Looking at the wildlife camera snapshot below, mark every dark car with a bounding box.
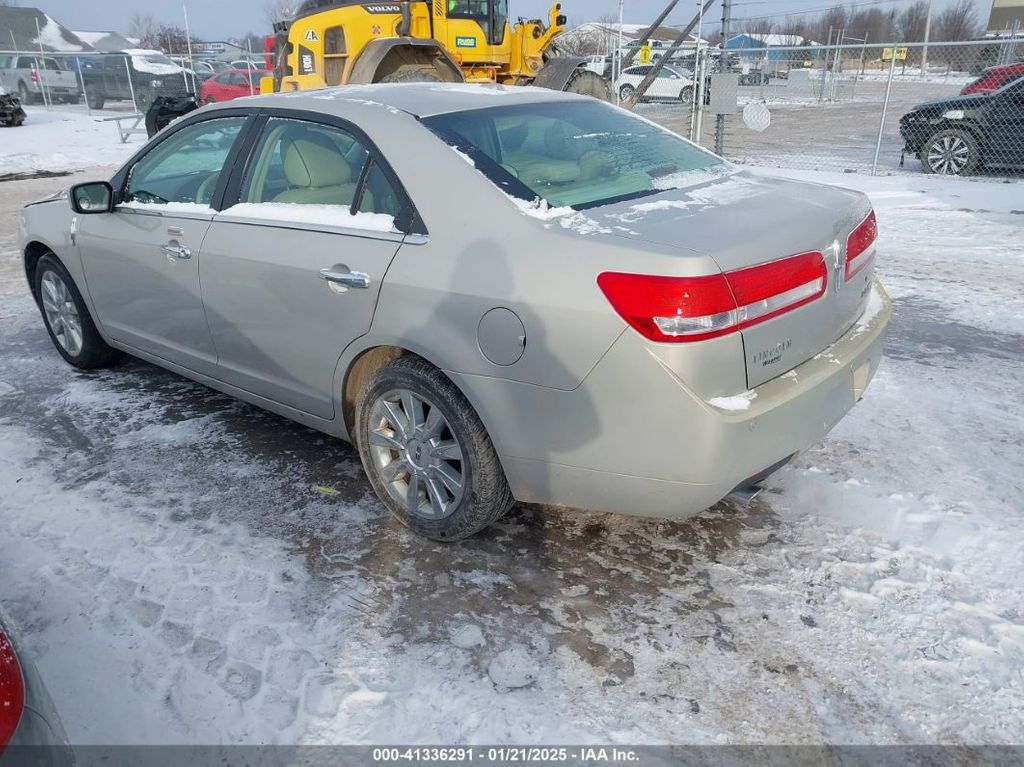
[0,611,73,765]
[900,76,1024,175]
[961,62,1024,95]
[81,51,192,111]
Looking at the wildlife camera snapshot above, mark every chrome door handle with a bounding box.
[161,243,191,260]
[319,268,370,289]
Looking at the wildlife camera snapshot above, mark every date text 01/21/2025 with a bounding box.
[371,747,642,763]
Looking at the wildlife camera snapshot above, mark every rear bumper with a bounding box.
[456,280,892,519]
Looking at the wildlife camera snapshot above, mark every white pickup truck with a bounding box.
[0,54,81,104]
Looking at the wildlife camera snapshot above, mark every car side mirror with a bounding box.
[70,182,114,214]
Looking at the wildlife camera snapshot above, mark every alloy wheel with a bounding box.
[927,135,971,175]
[367,389,465,520]
[40,271,83,356]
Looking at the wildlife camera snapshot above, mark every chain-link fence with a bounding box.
[0,50,206,116]
[638,37,1024,178]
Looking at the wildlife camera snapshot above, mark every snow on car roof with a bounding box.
[227,82,584,118]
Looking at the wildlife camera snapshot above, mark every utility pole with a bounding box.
[715,0,731,154]
[921,0,933,75]
[620,0,684,70]
[616,0,625,105]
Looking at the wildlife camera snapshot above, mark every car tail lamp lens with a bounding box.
[846,210,877,281]
[30,68,39,83]
[0,630,25,750]
[598,251,827,343]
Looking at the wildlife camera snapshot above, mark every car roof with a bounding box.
[227,82,585,118]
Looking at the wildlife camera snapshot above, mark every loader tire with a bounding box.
[380,65,443,84]
[562,68,610,101]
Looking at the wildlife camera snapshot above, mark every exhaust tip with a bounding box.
[726,484,763,504]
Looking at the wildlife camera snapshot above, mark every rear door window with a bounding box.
[230,117,404,232]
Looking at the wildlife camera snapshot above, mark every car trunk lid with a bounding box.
[594,171,876,388]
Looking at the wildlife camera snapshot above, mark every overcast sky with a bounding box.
[27,0,981,41]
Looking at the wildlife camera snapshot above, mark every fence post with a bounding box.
[872,47,898,176]
[124,56,139,114]
[76,56,90,115]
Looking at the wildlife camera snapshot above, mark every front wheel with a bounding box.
[355,356,513,541]
[34,254,122,369]
[619,84,636,102]
[379,65,443,83]
[921,128,980,176]
[679,85,694,105]
[133,87,153,111]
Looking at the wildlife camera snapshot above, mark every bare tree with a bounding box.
[128,12,159,43]
[898,1,929,42]
[936,0,979,41]
[265,0,294,26]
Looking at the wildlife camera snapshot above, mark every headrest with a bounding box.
[281,129,353,188]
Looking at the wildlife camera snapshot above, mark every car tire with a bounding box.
[85,85,105,110]
[17,81,35,105]
[619,84,636,101]
[679,85,694,105]
[379,65,443,83]
[133,87,153,111]
[355,355,513,541]
[921,128,980,176]
[562,68,610,101]
[34,254,123,370]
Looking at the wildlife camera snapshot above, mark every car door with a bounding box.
[76,114,251,375]
[199,114,414,418]
[985,78,1024,166]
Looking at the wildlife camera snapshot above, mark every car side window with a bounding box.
[241,118,371,208]
[124,117,247,207]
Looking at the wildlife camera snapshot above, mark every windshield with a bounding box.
[422,100,729,209]
[142,53,176,66]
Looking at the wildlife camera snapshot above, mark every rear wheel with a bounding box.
[34,254,122,369]
[679,85,694,105]
[379,65,443,84]
[921,128,979,175]
[355,356,513,541]
[563,68,610,100]
[85,85,105,110]
[17,82,35,105]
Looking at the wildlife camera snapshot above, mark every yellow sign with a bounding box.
[639,44,652,64]
[882,47,908,61]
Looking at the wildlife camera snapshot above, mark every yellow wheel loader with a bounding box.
[262,0,609,99]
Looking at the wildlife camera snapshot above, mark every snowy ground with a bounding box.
[0,111,1022,748]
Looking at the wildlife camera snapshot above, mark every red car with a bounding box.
[200,68,268,104]
[961,62,1024,95]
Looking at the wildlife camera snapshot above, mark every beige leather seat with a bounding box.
[273,129,358,206]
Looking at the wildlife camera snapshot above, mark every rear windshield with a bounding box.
[422,100,728,210]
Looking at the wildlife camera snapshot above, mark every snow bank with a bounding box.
[1,108,142,176]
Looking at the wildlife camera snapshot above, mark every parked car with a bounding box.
[0,610,74,763]
[171,58,229,82]
[900,75,1024,175]
[960,62,1024,95]
[615,64,695,103]
[0,90,26,127]
[80,50,192,111]
[20,84,890,541]
[200,68,268,104]
[0,54,80,105]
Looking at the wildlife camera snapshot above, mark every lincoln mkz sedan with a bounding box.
[20,84,891,540]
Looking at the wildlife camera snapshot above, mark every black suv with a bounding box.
[900,75,1024,175]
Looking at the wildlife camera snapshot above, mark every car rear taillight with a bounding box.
[598,250,827,343]
[846,210,877,281]
[30,68,39,84]
[0,630,25,751]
